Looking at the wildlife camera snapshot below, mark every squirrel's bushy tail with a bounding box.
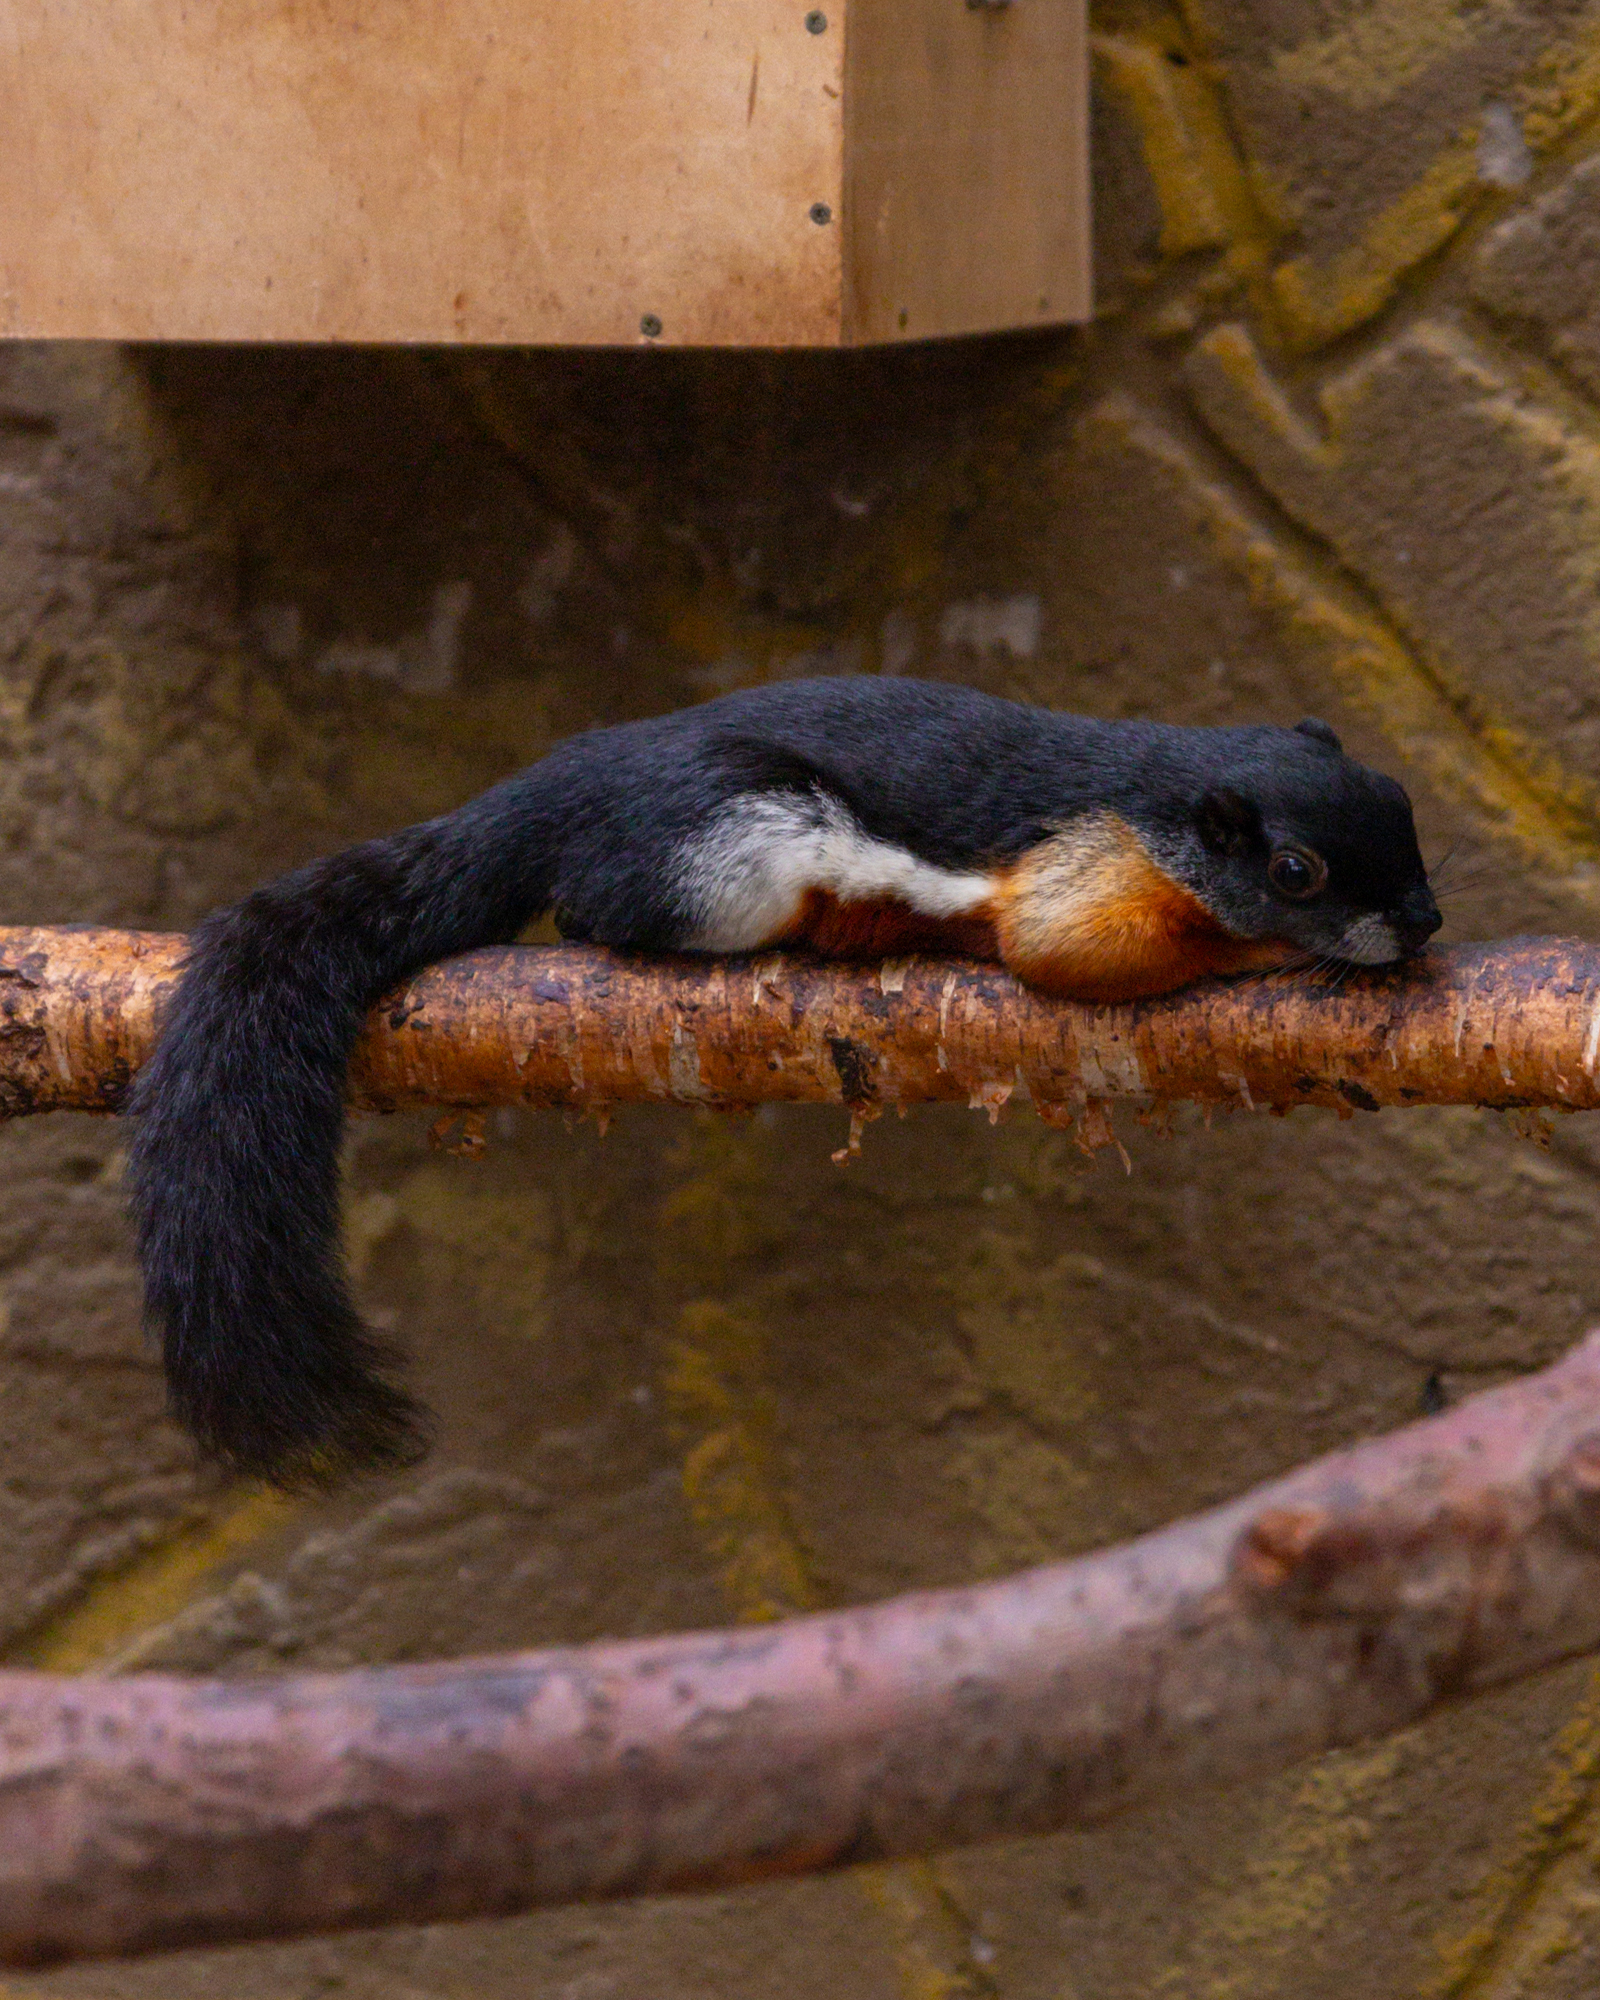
[128,777,557,1485]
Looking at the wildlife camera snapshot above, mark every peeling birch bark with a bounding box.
[0,928,1596,1121]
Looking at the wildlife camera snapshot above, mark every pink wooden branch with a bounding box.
[4,1335,1600,1966]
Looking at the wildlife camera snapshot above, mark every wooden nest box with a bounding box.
[0,0,1088,347]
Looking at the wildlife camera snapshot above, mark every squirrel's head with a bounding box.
[1167,719,1440,969]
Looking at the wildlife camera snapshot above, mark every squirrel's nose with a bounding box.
[1394,885,1442,953]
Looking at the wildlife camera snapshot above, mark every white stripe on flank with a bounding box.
[678,793,993,952]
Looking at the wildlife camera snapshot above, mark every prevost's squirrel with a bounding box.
[127,677,1440,1485]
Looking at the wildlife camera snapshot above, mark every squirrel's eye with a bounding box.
[1267,847,1327,900]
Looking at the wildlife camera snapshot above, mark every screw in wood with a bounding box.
[805,10,827,30]
[639,314,663,339]
[809,202,833,226]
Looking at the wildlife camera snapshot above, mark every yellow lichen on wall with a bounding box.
[1094,33,1258,259]
[1154,1743,1405,1999]
[10,1487,300,1674]
[652,1117,998,1998]
[1426,1671,1600,1997]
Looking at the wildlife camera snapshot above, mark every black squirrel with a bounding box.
[128,677,1440,1484]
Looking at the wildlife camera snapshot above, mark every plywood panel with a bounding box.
[0,0,845,344]
[842,0,1089,343]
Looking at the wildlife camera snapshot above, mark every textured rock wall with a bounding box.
[13,2,1600,1991]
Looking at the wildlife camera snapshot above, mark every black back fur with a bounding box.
[128,678,1433,1482]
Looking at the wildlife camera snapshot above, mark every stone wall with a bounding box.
[11,2,1600,1991]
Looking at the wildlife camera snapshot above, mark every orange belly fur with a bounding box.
[992,813,1293,1002]
[776,887,1001,961]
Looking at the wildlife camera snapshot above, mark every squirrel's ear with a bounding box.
[1195,786,1264,858]
[1294,717,1343,752]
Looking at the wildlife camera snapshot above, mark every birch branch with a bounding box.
[5,1335,1600,1965]
[0,927,1597,1122]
